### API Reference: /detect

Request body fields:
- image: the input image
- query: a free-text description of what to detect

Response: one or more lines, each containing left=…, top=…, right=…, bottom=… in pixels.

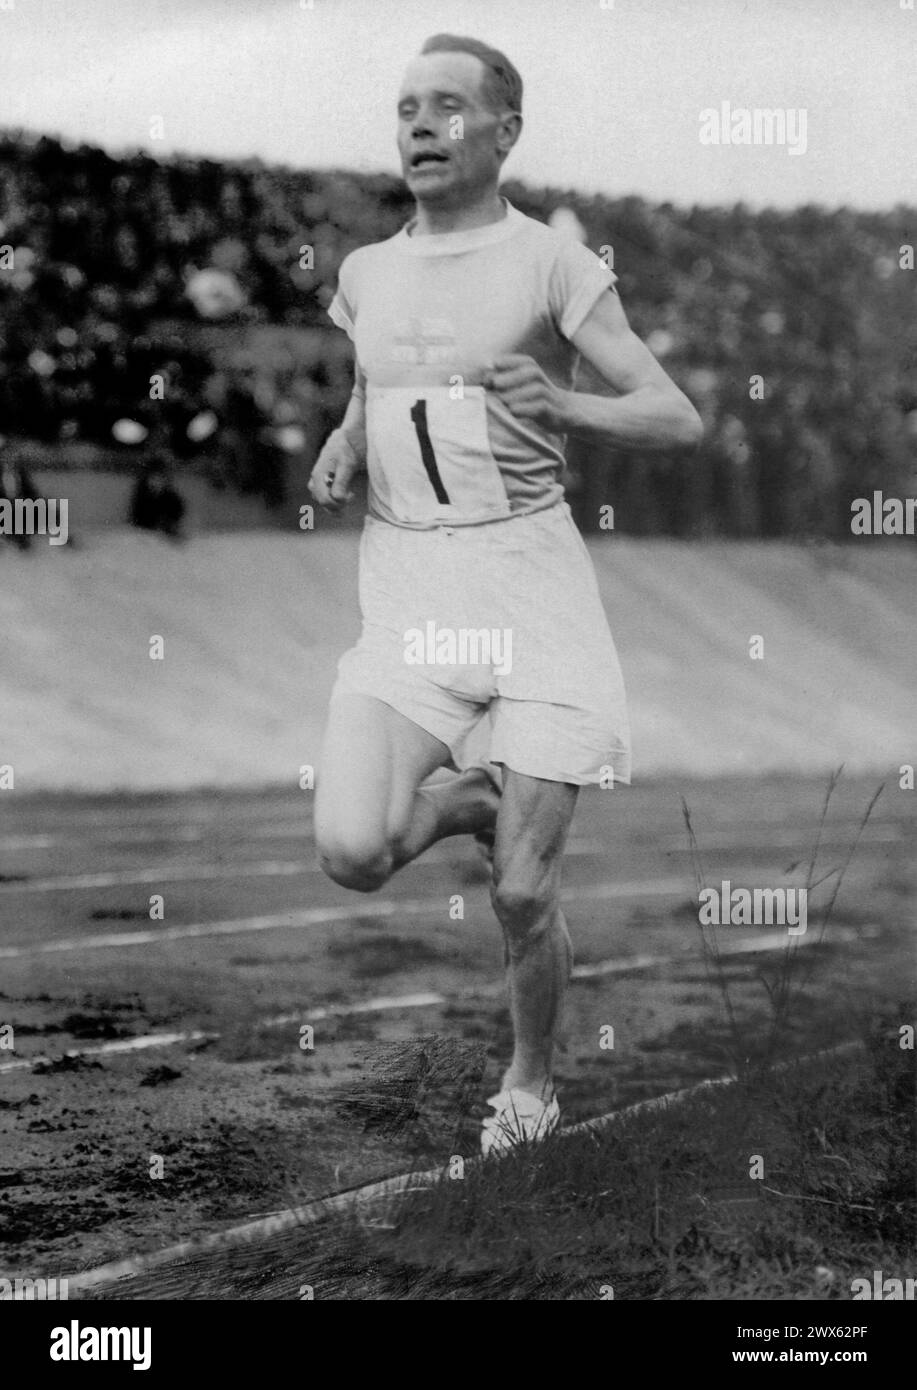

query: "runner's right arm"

left=308, top=365, right=367, bottom=514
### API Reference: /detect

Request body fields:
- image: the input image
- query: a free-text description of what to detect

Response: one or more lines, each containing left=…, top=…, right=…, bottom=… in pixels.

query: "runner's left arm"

left=486, top=293, right=702, bottom=451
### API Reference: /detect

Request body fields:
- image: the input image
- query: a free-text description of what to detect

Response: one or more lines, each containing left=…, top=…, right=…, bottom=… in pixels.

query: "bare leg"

left=401, top=767, right=499, bottom=864
left=490, top=772, right=579, bottom=1098
left=315, top=694, right=497, bottom=890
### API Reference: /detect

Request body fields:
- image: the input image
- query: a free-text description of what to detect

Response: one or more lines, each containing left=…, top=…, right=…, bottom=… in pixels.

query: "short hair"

left=420, top=34, right=523, bottom=115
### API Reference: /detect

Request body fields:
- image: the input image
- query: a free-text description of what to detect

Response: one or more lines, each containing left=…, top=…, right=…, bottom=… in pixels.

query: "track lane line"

left=0, top=870, right=787, bottom=957
left=1, top=817, right=905, bottom=892
left=1, top=821, right=906, bottom=865
left=0, top=861, right=307, bottom=893
left=0, top=926, right=860, bottom=1073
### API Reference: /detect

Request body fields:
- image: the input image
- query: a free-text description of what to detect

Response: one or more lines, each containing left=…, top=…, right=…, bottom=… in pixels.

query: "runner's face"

left=397, top=53, right=507, bottom=205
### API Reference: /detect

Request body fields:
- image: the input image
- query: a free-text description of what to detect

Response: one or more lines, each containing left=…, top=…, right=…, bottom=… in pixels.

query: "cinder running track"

left=0, top=774, right=913, bottom=1286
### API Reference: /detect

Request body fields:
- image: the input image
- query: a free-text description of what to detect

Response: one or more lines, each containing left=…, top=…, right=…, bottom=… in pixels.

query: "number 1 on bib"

left=410, top=399, right=451, bottom=504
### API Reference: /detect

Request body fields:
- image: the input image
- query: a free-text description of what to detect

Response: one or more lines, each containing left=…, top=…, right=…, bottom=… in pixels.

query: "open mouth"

left=410, top=151, right=449, bottom=170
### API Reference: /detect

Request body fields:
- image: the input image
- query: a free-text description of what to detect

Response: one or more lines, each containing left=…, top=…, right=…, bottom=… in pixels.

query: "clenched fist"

left=483, top=354, right=572, bottom=432
left=308, top=430, right=364, bottom=514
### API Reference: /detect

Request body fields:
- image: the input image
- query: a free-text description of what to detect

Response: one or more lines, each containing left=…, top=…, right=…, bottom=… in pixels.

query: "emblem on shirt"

left=391, top=316, right=457, bottom=365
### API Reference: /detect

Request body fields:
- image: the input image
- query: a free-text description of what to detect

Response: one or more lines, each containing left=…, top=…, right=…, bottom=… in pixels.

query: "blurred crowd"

left=0, top=132, right=914, bottom=535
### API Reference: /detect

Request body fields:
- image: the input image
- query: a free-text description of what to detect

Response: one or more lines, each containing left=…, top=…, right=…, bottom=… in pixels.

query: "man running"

left=309, top=34, right=702, bottom=1155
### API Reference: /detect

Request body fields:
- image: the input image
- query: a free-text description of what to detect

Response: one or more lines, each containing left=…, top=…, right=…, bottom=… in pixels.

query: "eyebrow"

left=397, top=88, right=468, bottom=106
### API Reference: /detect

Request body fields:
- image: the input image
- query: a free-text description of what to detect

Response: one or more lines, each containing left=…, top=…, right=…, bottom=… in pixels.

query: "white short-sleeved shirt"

left=328, top=200, right=617, bottom=529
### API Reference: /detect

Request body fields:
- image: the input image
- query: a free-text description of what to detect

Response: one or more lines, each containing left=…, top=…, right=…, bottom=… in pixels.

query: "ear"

left=496, top=111, right=522, bottom=159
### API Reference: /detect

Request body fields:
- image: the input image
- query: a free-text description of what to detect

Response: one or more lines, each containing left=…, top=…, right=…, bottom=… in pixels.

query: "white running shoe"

left=480, top=1088, right=560, bottom=1157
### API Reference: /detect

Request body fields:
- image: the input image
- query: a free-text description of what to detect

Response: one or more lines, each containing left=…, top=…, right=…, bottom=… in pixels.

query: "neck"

left=411, top=187, right=506, bottom=236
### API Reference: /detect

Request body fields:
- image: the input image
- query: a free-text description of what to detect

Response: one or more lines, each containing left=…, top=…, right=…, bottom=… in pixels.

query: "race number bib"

left=366, top=385, right=511, bottom=523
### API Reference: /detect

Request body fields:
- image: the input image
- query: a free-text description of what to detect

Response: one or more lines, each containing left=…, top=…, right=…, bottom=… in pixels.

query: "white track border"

left=65, top=1038, right=865, bottom=1295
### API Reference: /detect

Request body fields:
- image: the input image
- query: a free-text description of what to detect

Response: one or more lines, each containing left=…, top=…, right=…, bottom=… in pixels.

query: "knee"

left=317, top=830, right=395, bottom=892
left=490, top=872, right=555, bottom=943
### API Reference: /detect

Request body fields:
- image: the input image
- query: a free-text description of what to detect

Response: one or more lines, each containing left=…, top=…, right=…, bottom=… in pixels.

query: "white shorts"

left=331, top=501, right=631, bottom=786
